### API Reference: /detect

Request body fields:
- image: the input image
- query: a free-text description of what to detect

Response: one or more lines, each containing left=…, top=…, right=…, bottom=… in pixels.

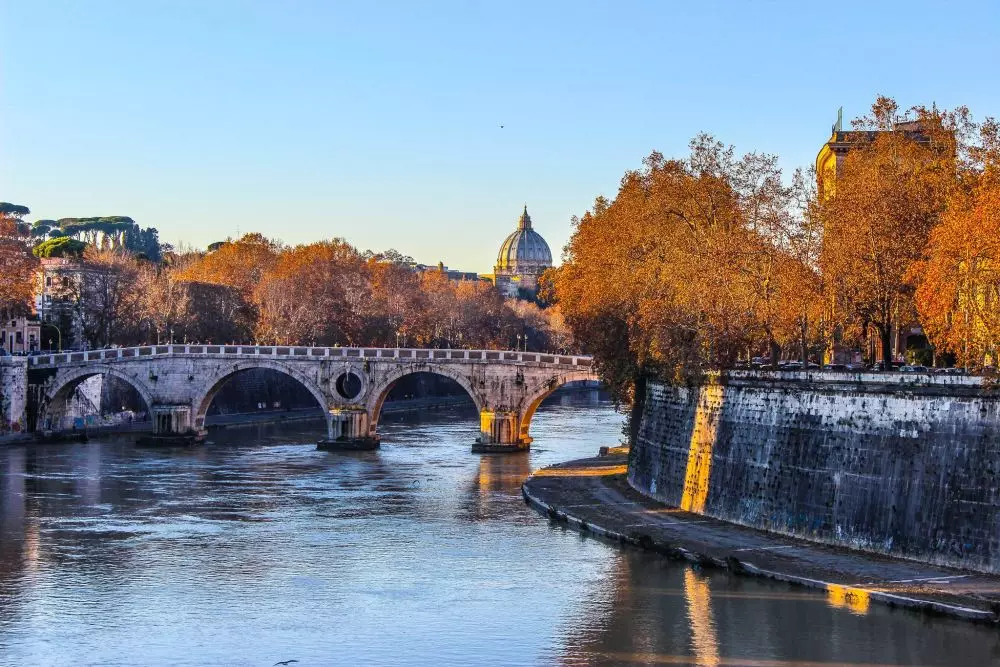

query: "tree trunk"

left=800, top=317, right=809, bottom=365
left=628, top=372, right=648, bottom=447
left=769, top=338, right=781, bottom=369
left=880, top=324, right=893, bottom=369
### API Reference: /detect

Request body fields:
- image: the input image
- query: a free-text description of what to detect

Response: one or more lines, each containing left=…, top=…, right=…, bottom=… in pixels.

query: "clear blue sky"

left=2, top=1, right=998, bottom=272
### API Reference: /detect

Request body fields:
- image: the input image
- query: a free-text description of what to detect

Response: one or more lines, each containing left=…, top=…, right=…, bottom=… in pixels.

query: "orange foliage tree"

left=0, top=203, right=38, bottom=319
left=913, top=119, right=1000, bottom=366
left=818, top=98, right=962, bottom=364
left=556, top=138, right=814, bottom=396
left=554, top=137, right=818, bottom=441
left=254, top=240, right=369, bottom=346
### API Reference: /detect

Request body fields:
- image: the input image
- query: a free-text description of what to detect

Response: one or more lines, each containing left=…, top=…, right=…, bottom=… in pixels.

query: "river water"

left=1, top=392, right=998, bottom=666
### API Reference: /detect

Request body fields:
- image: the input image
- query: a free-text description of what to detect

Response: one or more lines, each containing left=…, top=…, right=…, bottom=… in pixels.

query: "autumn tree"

left=364, top=257, right=422, bottom=346
left=75, top=248, right=146, bottom=348
left=254, top=240, right=369, bottom=346
left=0, top=202, right=38, bottom=319
left=913, top=118, right=1000, bottom=367
left=819, top=98, right=961, bottom=364
left=176, top=233, right=279, bottom=299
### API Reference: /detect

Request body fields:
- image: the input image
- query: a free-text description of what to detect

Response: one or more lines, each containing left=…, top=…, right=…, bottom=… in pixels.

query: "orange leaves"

left=819, top=100, right=960, bottom=361
left=161, top=236, right=553, bottom=350
left=914, top=177, right=1000, bottom=366
left=557, top=137, right=820, bottom=393
left=175, top=233, right=279, bottom=302
left=0, top=212, right=39, bottom=317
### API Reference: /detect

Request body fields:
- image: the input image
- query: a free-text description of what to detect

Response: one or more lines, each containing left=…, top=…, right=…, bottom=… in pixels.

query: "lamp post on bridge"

left=42, top=322, right=62, bottom=352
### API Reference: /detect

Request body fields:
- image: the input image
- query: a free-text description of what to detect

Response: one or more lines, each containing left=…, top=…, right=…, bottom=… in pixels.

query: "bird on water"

left=273, top=661, right=299, bottom=666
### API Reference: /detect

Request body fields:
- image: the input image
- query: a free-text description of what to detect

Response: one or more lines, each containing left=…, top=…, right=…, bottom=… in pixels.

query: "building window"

left=46, top=276, right=52, bottom=287
left=16, top=332, right=23, bottom=344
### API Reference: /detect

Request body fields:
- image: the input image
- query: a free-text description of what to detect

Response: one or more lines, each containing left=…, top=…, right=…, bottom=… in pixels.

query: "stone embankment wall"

left=0, top=358, right=28, bottom=434
left=628, top=372, right=1000, bottom=574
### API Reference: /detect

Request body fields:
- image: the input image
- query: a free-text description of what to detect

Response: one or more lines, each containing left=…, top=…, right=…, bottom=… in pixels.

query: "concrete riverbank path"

left=523, top=454, right=1000, bottom=623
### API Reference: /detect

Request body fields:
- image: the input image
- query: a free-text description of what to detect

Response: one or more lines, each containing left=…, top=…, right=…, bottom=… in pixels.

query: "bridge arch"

left=366, top=365, right=485, bottom=436
left=40, top=365, right=156, bottom=431
left=517, top=371, right=599, bottom=444
left=193, top=359, right=330, bottom=430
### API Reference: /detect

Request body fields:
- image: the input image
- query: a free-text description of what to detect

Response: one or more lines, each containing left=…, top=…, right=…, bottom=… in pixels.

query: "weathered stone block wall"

left=628, top=372, right=1000, bottom=574
left=0, top=358, right=28, bottom=434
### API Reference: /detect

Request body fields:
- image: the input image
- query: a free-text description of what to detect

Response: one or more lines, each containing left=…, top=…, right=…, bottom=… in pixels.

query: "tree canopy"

left=33, top=236, right=87, bottom=258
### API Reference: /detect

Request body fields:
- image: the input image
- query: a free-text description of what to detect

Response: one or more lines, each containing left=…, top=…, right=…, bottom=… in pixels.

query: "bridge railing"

left=28, top=345, right=594, bottom=368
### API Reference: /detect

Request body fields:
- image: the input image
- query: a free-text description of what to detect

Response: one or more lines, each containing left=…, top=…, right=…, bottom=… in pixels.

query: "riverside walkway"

left=523, top=454, right=1000, bottom=623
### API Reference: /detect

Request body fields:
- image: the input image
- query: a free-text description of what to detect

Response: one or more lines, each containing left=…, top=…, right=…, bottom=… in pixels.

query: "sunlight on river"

left=1, top=392, right=998, bottom=666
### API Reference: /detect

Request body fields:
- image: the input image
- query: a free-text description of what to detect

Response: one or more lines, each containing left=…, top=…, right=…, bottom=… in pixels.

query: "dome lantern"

left=518, top=205, right=532, bottom=230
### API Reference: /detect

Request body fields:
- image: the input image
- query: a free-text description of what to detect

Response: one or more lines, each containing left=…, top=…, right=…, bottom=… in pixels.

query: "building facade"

left=36, top=257, right=90, bottom=351
left=0, top=317, right=41, bottom=354
left=489, top=206, right=553, bottom=299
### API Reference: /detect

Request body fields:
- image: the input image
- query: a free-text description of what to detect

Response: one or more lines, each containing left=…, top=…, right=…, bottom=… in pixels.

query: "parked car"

left=825, top=363, right=847, bottom=371
left=0, top=347, right=9, bottom=357
left=844, top=362, right=867, bottom=372
left=934, top=367, right=964, bottom=375
left=900, top=365, right=930, bottom=373
left=869, top=361, right=903, bottom=372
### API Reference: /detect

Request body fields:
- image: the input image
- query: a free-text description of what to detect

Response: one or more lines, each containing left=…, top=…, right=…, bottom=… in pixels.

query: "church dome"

left=495, top=206, right=553, bottom=272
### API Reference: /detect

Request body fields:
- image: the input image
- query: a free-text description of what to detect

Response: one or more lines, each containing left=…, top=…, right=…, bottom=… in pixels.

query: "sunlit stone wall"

left=0, top=357, right=28, bottom=434
left=628, top=371, right=1000, bottom=574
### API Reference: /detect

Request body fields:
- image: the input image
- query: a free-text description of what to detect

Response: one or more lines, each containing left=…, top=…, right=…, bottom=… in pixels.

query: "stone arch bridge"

left=26, top=345, right=597, bottom=451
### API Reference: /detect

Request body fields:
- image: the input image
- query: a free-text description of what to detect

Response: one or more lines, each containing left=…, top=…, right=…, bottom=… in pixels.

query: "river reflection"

left=1, top=392, right=999, bottom=666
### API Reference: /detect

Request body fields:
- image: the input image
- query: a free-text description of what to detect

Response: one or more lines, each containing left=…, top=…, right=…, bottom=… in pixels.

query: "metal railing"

left=28, top=345, right=593, bottom=369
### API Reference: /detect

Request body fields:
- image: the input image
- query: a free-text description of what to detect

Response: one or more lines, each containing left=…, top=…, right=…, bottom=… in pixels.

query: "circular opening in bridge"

left=335, top=372, right=363, bottom=400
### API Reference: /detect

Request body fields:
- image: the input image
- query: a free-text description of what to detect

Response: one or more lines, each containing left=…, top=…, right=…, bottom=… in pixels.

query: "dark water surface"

left=2, top=393, right=998, bottom=666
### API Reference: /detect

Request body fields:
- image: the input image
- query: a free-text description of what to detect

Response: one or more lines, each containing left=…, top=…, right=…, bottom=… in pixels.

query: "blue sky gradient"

left=3, top=1, right=998, bottom=271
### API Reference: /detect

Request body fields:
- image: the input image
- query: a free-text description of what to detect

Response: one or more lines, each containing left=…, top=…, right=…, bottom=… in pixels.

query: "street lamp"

left=516, top=334, right=522, bottom=352
left=42, top=322, right=62, bottom=352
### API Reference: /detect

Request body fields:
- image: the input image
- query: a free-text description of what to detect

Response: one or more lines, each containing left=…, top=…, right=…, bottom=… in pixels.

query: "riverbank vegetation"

left=553, top=97, right=1000, bottom=404
left=0, top=205, right=570, bottom=352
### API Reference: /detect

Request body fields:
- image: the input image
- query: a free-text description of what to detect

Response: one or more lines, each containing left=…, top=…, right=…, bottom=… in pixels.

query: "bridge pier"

left=137, top=405, right=204, bottom=447
left=473, top=409, right=530, bottom=453
left=318, top=407, right=380, bottom=451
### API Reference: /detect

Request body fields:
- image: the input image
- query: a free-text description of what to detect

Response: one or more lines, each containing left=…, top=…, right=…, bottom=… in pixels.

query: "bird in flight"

left=273, top=661, right=299, bottom=666
left=499, top=123, right=504, bottom=129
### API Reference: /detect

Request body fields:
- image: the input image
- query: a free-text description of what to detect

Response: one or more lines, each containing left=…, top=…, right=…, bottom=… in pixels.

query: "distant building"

left=413, top=261, right=481, bottom=282
left=815, top=108, right=928, bottom=199
left=36, top=257, right=91, bottom=350
left=0, top=317, right=40, bottom=354
left=816, top=109, right=932, bottom=365
left=488, top=206, right=553, bottom=298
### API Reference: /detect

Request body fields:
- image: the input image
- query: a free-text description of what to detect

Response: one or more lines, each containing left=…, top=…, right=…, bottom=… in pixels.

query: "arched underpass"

left=372, top=371, right=480, bottom=442
left=199, top=367, right=327, bottom=430
left=40, top=372, right=151, bottom=432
